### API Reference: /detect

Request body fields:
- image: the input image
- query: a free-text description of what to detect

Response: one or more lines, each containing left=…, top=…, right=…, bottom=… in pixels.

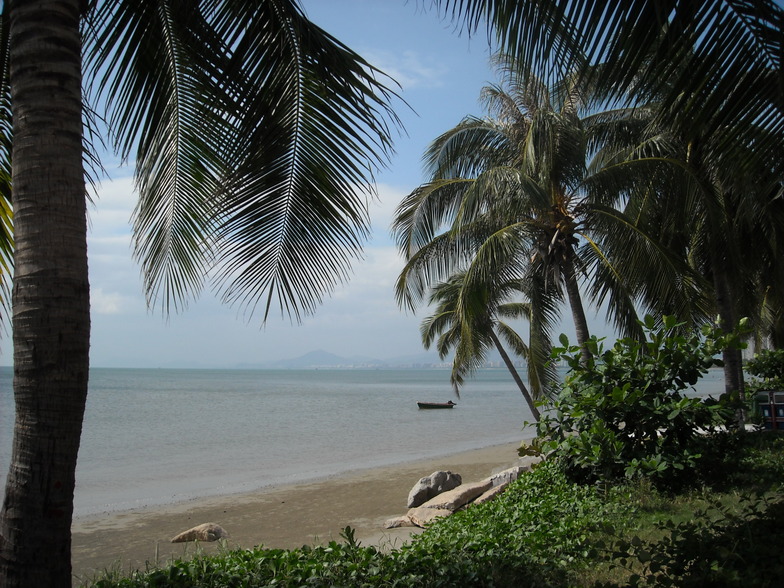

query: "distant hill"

left=229, top=347, right=526, bottom=370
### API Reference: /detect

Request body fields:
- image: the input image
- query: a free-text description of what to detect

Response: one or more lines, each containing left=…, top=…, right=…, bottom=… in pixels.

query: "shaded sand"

left=72, top=442, right=523, bottom=585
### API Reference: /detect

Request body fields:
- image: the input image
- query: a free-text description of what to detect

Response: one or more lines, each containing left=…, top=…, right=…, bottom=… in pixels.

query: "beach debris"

left=171, top=522, right=229, bottom=543
left=406, top=470, right=462, bottom=508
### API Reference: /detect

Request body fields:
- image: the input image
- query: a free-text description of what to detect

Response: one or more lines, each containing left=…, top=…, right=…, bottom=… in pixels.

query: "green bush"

left=596, top=493, right=784, bottom=587
left=536, top=316, right=738, bottom=490
left=745, top=348, right=784, bottom=391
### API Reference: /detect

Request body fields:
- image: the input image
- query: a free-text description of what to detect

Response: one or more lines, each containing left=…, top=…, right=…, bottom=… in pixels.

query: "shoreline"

left=72, top=441, right=524, bottom=585
left=70, top=431, right=531, bottom=521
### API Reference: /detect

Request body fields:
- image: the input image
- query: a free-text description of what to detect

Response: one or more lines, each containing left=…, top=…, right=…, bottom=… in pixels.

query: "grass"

left=83, top=431, right=784, bottom=588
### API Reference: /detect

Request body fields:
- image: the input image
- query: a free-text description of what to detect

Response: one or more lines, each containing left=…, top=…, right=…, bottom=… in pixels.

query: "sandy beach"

left=71, top=441, right=523, bottom=585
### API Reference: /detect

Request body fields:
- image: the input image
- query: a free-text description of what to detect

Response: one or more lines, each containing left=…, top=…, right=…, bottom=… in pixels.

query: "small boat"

left=417, top=401, right=456, bottom=409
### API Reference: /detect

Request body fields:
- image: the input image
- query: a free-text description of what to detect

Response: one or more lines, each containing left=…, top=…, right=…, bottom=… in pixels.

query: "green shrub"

left=536, top=316, right=739, bottom=490
left=596, top=493, right=784, bottom=587
left=745, top=348, right=784, bottom=391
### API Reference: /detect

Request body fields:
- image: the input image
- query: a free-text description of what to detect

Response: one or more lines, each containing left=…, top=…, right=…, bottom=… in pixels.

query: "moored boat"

left=417, top=401, right=456, bottom=409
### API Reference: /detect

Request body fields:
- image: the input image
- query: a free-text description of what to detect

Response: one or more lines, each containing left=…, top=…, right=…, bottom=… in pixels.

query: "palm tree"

left=435, top=1, right=784, bottom=378
left=635, top=125, right=784, bottom=411
left=421, top=268, right=545, bottom=421
left=0, top=1, right=400, bottom=585
left=393, top=59, right=697, bottom=371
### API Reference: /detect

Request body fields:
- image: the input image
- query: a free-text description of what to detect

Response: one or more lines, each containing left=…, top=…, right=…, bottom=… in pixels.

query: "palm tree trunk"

left=711, top=248, right=746, bottom=425
left=563, top=252, right=592, bottom=364
left=489, top=330, right=541, bottom=421
left=0, top=1, right=90, bottom=586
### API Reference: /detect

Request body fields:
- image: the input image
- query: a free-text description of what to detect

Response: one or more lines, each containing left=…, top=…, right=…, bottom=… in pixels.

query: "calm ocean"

left=0, top=365, right=725, bottom=518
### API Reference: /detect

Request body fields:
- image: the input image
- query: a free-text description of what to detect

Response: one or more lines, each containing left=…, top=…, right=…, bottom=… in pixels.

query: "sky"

left=2, top=0, right=603, bottom=369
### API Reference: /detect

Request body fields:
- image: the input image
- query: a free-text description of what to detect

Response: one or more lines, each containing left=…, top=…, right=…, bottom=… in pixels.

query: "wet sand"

left=72, top=441, right=523, bottom=585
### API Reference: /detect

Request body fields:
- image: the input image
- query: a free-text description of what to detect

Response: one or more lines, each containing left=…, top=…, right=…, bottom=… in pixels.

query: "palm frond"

left=210, top=1, right=401, bottom=321
left=392, top=178, right=474, bottom=257
left=435, top=0, right=784, bottom=176
left=85, top=0, right=402, bottom=321
left=0, top=7, right=11, bottom=325
left=85, top=0, right=230, bottom=313
left=423, top=115, right=516, bottom=180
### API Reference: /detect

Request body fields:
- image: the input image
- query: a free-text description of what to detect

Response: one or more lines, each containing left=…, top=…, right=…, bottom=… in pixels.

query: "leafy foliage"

left=536, top=316, right=740, bottom=489
left=83, top=0, right=402, bottom=321
left=403, top=459, right=627, bottom=584
left=596, top=494, right=784, bottom=588
left=435, top=1, right=784, bottom=182
left=745, top=349, right=784, bottom=390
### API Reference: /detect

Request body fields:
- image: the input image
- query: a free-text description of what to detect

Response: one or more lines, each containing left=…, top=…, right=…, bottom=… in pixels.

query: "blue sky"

left=3, top=0, right=600, bottom=368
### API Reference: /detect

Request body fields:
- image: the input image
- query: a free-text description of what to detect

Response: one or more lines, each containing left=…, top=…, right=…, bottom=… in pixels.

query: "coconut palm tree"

left=425, top=0, right=783, bottom=420
left=393, top=58, right=699, bottom=370
left=634, top=125, right=784, bottom=411
left=421, top=267, right=546, bottom=421
left=0, top=1, right=400, bottom=585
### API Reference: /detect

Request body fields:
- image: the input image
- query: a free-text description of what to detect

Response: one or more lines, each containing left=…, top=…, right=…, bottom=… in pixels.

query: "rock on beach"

left=406, top=470, right=463, bottom=508
left=171, top=522, right=229, bottom=543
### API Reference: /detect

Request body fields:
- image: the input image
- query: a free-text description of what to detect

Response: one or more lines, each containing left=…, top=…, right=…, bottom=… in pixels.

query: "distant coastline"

left=141, top=348, right=538, bottom=371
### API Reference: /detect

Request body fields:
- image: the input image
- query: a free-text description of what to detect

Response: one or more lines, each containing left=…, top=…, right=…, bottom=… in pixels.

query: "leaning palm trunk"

left=0, top=1, right=90, bottom=586
left=563, top=253, right=592, bottom=364
left=711, top=249, right=746, bottom=426
left=489, top=329, right=541, bottom=421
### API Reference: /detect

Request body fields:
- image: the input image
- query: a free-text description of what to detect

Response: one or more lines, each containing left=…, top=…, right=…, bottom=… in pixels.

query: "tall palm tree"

left=421, top=268, right=544, bottom=421
left=0, top=1, right=400, bottom=585
left=393, top=59, right=697, bottom=370
left=636, top=125, right=784, bottom=410
left=437, top=0, right=784, bottom=364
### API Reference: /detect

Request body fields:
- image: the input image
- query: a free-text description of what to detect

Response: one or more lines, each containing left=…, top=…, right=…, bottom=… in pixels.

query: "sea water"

left=0, top=365, right=726, bottom=518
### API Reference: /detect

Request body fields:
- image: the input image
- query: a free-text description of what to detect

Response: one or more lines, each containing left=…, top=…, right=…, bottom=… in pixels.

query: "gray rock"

left=490, top=465, right=526, bottom=487
left=171, top=522, right=229, bottom=543
left=406, top=506, right=451, bottom=528
left=406, top=470, right=462, bottom=508
left=383, top=515, right=417, bottom=529
left=473, top=483, right=509, bottom=505
left=419, top=479, right=493, bottom=511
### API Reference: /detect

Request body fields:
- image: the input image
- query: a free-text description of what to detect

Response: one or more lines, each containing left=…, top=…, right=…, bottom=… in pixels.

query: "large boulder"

left=383, top=515, right=417, bottom=529
left=472, top=483, right=509, bottom=505
left=406, top=506, right=451, bottom=528
left=407, top=470, right=462, bottom=508
left=419, top=479, right=493, bottom=511
left=489, top=465, right=526, bottom=487
left=171, top=522, right=229, bottom=543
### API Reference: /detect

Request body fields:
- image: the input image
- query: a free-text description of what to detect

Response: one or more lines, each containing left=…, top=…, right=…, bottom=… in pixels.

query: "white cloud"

left=86, top=175, right=136, bottom=246
left=91, top=287, right=140, bottom=315
left=366, top=49, right=448, bottom=90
